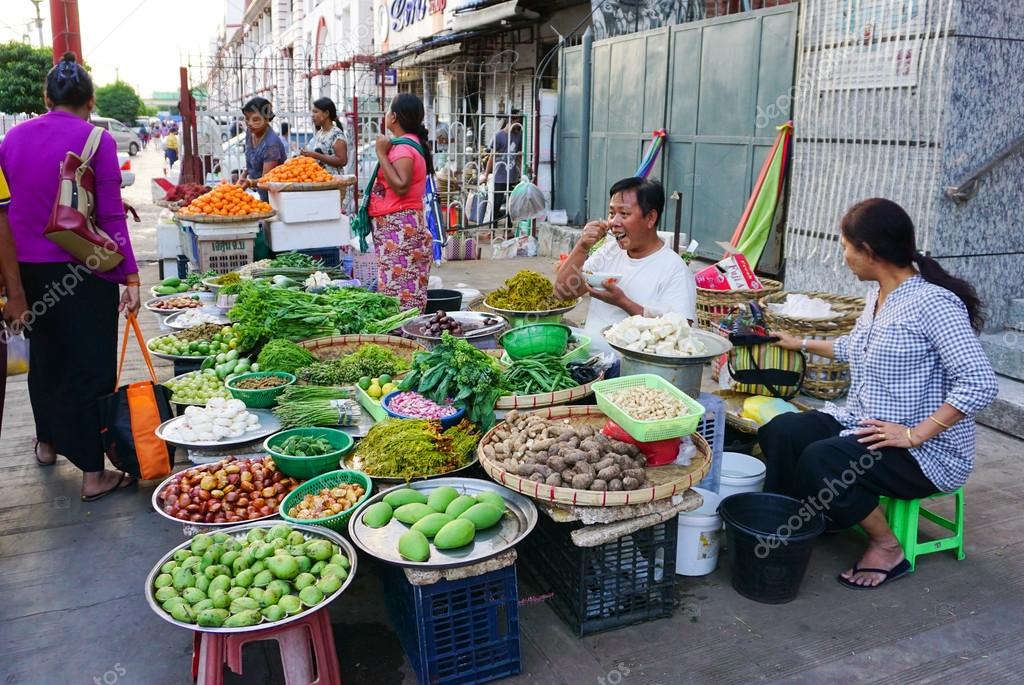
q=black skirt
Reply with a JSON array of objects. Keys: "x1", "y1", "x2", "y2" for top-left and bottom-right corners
[{"x1": 19, "y1": 262, "x2": 119, "y2": 472}]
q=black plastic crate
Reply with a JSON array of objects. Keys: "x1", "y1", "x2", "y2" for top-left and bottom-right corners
[
  {"x1": 382, "y1": 563, "x2": 521, "y2": 685},
  {"x1": 293, "y1": 246, "x2": 342, "y2": 267},
  {"x1": 520, "y1": 514, "x2": 677, "y2": 636}
]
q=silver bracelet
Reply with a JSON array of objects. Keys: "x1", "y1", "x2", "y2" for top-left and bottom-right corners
[{"x1": 800, "y1": 338, "x2": 809, "y2": 354}]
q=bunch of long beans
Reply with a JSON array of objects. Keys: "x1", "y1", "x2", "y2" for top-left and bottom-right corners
[
  {"x1": 278, "y1": 385, "x2": 352, "y2": 402},
  {"x1": 502, "y1": 354, "x2": 577, "y2": 395},
  {"x1": 273, "y1": 398, "x2": 362, "y2": 427}
]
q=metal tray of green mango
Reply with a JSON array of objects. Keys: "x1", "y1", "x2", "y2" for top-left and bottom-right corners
[
  {"x1": 347, "y1": 477, "x2": 537, "y2": 569},
  {"x1": 144, "y1": 521, "x2": 358, "y2": 634}
]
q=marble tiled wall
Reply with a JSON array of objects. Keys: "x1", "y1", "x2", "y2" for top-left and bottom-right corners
[{"x1": 785, "y1": 0, "x2": 1024, "y2": 331}]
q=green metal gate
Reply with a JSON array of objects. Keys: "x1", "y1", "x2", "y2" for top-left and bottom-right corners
[{"x1": 557, "y1": 5, "x2": 797, "y2": 261}]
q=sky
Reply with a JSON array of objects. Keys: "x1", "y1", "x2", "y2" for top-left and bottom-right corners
[{"x1": 0, "y1": 0, "x2": 229, "y2": 98}]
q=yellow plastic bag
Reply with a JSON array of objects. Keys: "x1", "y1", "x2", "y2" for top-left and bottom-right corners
[
  {"x1": 5, "y1": 330, "x2": 29, "y2": 376},
  {"x1": 741, "y1": 395, "x2": 798, "y2": 426}
]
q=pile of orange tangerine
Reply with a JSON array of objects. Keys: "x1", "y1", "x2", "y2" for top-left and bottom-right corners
[
  {"x1": 260, "y1": 156, "x2": 334, "y2": 184},
  {"x1": 178, "y1": 183, "x2": 273, "y2": 218}
]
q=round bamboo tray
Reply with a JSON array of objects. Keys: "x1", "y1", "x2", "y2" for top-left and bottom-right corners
[
  {"x1": 477, "y1": 405, "x2": 711, "y2": 507},
  {"x1": 695, "y1": 278, "x2": 783, "y2": 332},
  {"x1": 760, "y1": 291, "x2": 865, "y2": 401},
  {"x1": 175, "y1": 210, "x2": 276, "y2": 223},
  {"x1": 480, "y1": 349, "x2": 602, "y2": 410},
  {"x1": 257, "y1": 178, "x2": 353, "y2": 192},
  {"x1": 298, "y1": 334, "x2": 426, "y2": 363}
]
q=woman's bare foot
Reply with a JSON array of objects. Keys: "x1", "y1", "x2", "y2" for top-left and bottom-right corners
[
  {"x1": 81, "y1": 470, "x2": 137, "y2": 500},
  {"x1": 840, "y1": 538, "x2": 905, "y2": 588},
  {"x1": 34, "y1": 440, "x2": 57, "y2": 466}
]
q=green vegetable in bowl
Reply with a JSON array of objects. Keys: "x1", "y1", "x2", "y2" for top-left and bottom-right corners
[{"x1": 275, "y1": 435, "x2": 335, "y2": 457}]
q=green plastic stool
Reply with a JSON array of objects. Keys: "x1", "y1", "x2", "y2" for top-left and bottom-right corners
[{"x1": 879, "y1": 488, "x2": 965, "y2": 571}]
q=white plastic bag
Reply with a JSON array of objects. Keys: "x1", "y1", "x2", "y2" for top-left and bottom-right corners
[
  {"x1": 507, "y1": 180, "x2": 546, "y2": 221},
  {"x1": 5, "y1": 329, "x2": 29, "y2": 376}
]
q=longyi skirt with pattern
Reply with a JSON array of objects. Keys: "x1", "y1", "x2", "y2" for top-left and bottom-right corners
[{"x1": 371, "y1": 208, "x2": 432, "y2": 312}]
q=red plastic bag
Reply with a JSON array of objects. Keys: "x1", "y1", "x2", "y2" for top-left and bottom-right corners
[{"x1": 602, "y1": 420, "x2": 681, "y2": 466}]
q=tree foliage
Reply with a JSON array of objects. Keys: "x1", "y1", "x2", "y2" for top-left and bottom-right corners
[
  {"x1": 0, "y1": 42, "x2": 52, "y2": 114},
  {"x1": 95, "y1": 81, "x2": 144, "y2": 123}
]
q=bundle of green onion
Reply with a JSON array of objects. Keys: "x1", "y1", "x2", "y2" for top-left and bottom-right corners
[{"x1": 273, "y1": 398, "x2": 362, "y2": 428}]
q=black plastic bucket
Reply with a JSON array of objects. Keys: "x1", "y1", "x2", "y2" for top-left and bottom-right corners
[
  {"x1": 720, "y1": 492, "x2": 825, "y2": 604},
  {"x1": 424, "y1": 289, "x2": 463, "y2": 314}
]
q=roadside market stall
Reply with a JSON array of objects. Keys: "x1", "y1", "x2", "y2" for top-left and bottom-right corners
[{"x1": 142, "y1": 259, "x2": 735, "y2": 684}]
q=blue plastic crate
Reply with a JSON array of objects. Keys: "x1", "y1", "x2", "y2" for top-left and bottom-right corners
[
  {"x1": 695, "y1": 392, "x2": 725, "y2": 494},
  {"x1": 382, "y1": 564, "x2": 521, "y2": 685}
]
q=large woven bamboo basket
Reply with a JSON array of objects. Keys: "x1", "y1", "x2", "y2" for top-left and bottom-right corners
[
  {"x1": 297, "y1": 334, "x2": 426, "y2": 363},
  {"x1": 477, "y1": 405, "x2": 711, "y2": 507},
  {"x1": 759, "y1": 291, "x2": 865, "y2": 401},
  {"x1": 695, "y1": 278, "x2": 783, "y2": 332}
]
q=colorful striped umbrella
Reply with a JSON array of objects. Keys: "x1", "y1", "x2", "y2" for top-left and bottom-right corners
[{"x1": 635, "y1": 129, "x2": 667, "y2": 178}]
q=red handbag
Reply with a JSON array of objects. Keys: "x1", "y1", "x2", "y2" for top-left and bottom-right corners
[{"x1": 43, "y1": 126, "x2": 125, "y2": 272}]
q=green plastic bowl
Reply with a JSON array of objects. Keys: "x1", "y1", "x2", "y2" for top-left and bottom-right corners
[
  {"x1": 499, "y1": 323, "x2": 572, "y2": 359},
  {"x1": 226, "y1": 371, "x2": 296, "y2": 408},
  {"x1": 278, "y1": 469, "x2": 372, "y2": 531},
  {"x1": 264, "y1": 427, "x2": 355, "y2": 480}
]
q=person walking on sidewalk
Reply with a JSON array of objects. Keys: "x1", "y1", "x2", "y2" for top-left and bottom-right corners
[{"x1": 0, "y1": 52, "x2": 142, "y2": 501}]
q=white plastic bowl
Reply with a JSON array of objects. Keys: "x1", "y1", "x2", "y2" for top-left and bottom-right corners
[{"x1": 585, "y1": 272, "x2": 622, "y2": 289}]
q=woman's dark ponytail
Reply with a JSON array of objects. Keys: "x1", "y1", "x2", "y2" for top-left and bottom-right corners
[
  {"x1": 912, "y1": 252, "x2": 984, "y2": 332},
  {"x1": 415, "y1": 124, "x2": 435, "y2": 175},
  {"x1": 841, "y1": 198, "x2": 985, "y2": 332}
]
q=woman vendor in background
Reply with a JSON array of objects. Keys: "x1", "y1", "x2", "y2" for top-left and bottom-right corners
[
  {"x1": 759, "y1": 198, "x2": 997, "y2": 590},
  {"x1": 237, "y1": 97, "x2": 286, "y2": 202},
  {"x1": 301, "y1": 97, "x2": 348, "y2": 174}
]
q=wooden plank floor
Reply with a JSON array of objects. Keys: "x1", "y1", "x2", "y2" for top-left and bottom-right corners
[{"x1": 3, "y1": 258, "x2": 1024, "y2": 684}]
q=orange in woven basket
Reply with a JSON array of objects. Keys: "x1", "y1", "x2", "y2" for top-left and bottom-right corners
[
  {"x1": 178, "y1": 183, "x2": 273, "y2": 217},
  {"x1": 260, "y1": 156, "x2": 334, "y2": 184}
]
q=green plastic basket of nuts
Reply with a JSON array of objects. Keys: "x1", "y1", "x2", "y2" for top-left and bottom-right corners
[
  {"x1": 226, "y1": 371, "x2": 296, "y2": 408},
  {"x1": 278, "y1": 470, "x2": 373, "y2": 532}
]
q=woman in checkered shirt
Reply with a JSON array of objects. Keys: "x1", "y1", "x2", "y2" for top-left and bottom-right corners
[{"x1": 759, "y1": 198, "x2": 997, "y2": 590}]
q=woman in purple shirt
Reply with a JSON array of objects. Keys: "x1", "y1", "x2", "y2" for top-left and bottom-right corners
[{"x1": 0, "y1": 53, "x2": 141, "y2": 501}]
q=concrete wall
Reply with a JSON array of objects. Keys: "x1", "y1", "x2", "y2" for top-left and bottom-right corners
[{"x1": 785, "y1": 0, "x2": 1024, "y2": 330}]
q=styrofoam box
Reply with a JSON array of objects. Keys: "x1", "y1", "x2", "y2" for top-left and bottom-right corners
[
  {"x1": 157, "y1": 223, "x2": 181, "y2": 259},
  {"x1": 181, "y1": 220, "x2": 262, "y2": 237},
  {"x1": 266, "y1": 216, "x2": 351, "y2": 252},
  {"x1": 268, "y1": 189, "x2": 342, "y2": 223}
]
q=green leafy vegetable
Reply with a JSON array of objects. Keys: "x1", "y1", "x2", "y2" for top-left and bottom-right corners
[
  {"x1": 352, "y1": 419, "x2": 478, "y2": 480},
  {"x1": 399, "y1": 333, "x2": 505, "y2": 430},
  {"x1": 256, "y1": 340, "x2": 317, "y2": 375}
]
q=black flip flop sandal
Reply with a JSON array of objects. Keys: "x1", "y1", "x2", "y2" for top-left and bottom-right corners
[
  {"x1": 837, "y1": 558, "x2": 912, "y2": 590},
  {"x1": 81, "y1": 471, "x2": 138, "y2": 502},
  {"x1": 34, "y1": 439, "x2": 56, "y2": 467}
]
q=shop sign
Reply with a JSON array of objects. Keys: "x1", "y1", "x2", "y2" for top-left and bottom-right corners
[{"x1": 389, "y1": 0, "x2": 447, "y2": 33}]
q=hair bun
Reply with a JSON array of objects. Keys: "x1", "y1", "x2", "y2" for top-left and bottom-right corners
[{"x1": 61, "y1": 51, "x2": 77, "y2": 63}]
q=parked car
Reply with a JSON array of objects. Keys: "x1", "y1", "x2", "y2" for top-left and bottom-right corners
[
  {"x1": 214, "y1": 132, "x2": 246, "y2": 182},
  {"x1": 92, "y1": 116, "x2": 142, "y2": 156},
  {"x1": 118, "y1": 152, "x2": 135, "y2": 188}
]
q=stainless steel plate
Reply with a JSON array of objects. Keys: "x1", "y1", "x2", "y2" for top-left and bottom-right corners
[
  {"x1": 603, "y1": 328, "x2": 733, "y2": 365},
  {"x1": 144, "y1": 521, "x2": 357, "y2": 633},
  {"x1": 150, "y1": 457, "x2": 285, "y2": 528},
  {"x1": 347, "y1": 477, "x2": 538, "y2": 569},
  {"x1": 402, "y1": 311, "x2": 507, "y2": 341},
  {"x1": 164, "y1": 309, "x2": 231, "y2": 330},
  {"x1": 155, "y1": 409, "x2": 282, "y2": 449},
  {"x1": 145, "y1": 292, "x2": 214, "y2": 315},
  {"x1": 483, "y1": 299, "x2": 580, "y2": 318}
]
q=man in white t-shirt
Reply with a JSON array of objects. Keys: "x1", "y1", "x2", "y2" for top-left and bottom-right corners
[{"x1": 555, "y1": 177, "x2": 696, "y2": 339}]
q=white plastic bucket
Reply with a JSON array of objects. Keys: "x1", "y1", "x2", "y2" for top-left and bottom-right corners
[
  {"x1": 719, "y1": 452, "x2": 767, "y2": 500},
  {"x1": 676, "y1": 487, "x2": 722, "y2": 576}
]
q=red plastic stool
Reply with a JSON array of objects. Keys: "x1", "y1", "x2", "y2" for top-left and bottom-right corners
[{"x1": 193, "y1": 607, "x2": 341, "y2": 685}]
